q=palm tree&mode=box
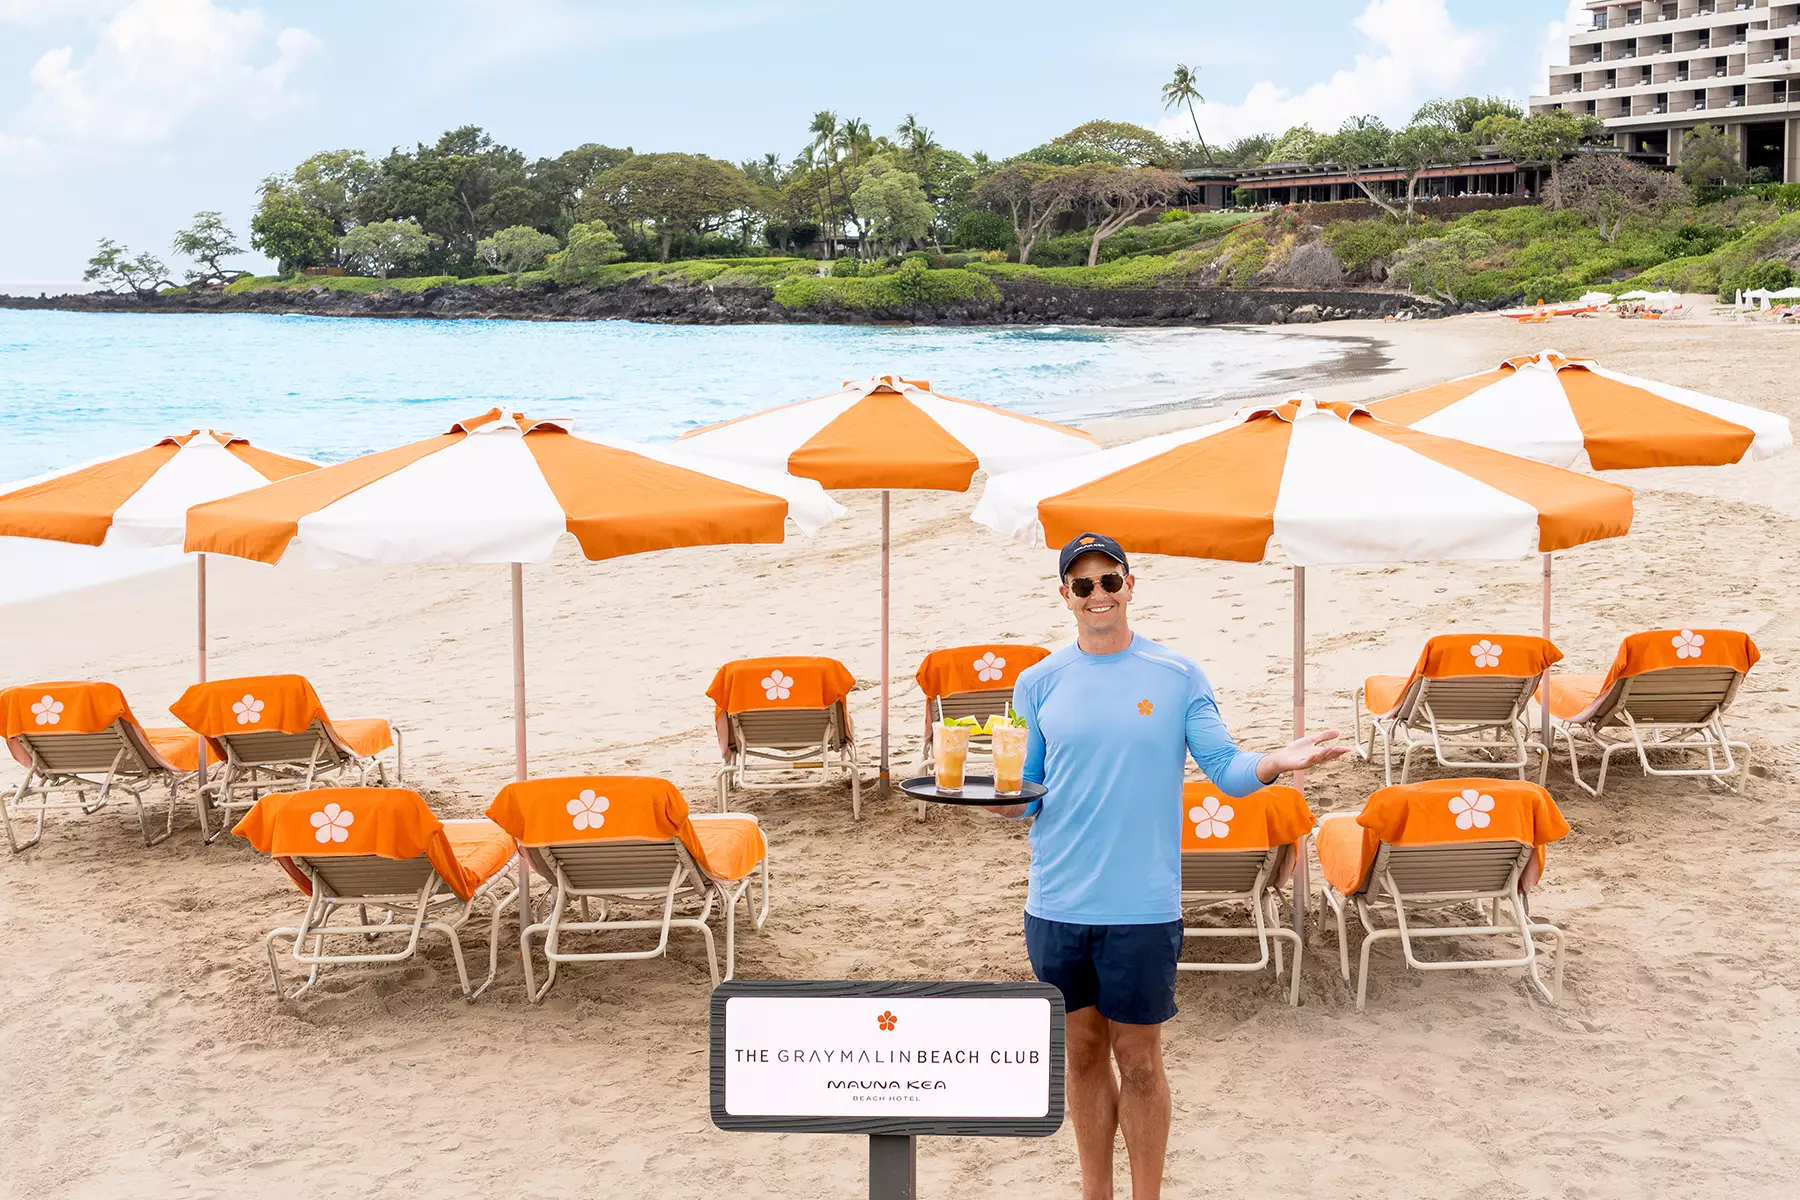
[897,113,944,248]
[808,111,842,256]
[1162,63,1212,164]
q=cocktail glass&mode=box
[991,724,1028,797]
[933,722,971,794]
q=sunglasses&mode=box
[1066,572,1126,598]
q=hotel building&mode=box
[1530,0,1800,180]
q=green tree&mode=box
[1389,122,1475,214]
[337,219,441,278]
[1160,64,1212,164]
[172,211,244,285]
[973,161,1074,264]
[1412,95,1521,134]
[851,165,935,253]
[249,189,336,275]
[288,150,376,237]
[1393,226,1497,302]
[1551,152,1689,242]
[1268,125,1323,164]
[476,225,561,276]
[1311,117,1403,217]
[529,143,634,223]
[355,126,538,273]
[1068,165,1184,266]
[1219,133,1276,168]
[1678,124,1749,188]
[83,239,172,297]
[590,153,756,262]
[1050,120,1173,167]
[1476,110,1608,199]
[547,221,625,284]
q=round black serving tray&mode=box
[897,775,1047,806]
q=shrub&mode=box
[829,257,862,277]
[546,222,625,285]
[1322,220,1418,272]
[1157,208,1196,223]
[1719,258,1797,300]
[773,263,1000,312]
[953,211,1013,252]
[476,225,560,276]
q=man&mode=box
[987,532,1347,1200]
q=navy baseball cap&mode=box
[1058,532,1129,581]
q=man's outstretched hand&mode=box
[1256,730,1351,783]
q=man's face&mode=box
[1059,550,1133,638]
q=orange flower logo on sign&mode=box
[876,1010,897,1031]
[1137,699,1154,716]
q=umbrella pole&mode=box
[1291,566,1308,952]
[880,489,890,794]
[197,553,208,791]
[1541,552,1553,769]
[512,563,530,946]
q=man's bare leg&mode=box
[1065,1006,1120,1199]
[1110,1020,1170,1200]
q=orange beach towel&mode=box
[234,787,511,901]
[171,674,393,760]
[486,775,766,882]
[1,681,197,772]
[1548,629,1759,720]
[1317,778,1569,897]
[914,644,1052,700]
[706,656,855,718]
[1363,634,1562,718]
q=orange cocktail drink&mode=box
[933,722,971,793]
[991,723,1028,796]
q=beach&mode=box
[2,309,1797,1198]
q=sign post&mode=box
[710,980,1065,1198]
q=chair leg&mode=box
[5,771,45,853]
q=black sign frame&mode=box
[709,979,1065,1137]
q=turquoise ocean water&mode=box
[0,310,1341,600]
[0,310,1340,481]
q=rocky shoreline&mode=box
[0,276,1469,326]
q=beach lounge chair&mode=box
[171,674,401,844]
[1177,778,1314,1006]
[234,787,519,1000]
[708,656,861,816]
[486,775,769,1001]
[2,681,200,852]
[1316,778,1570,1009]
[911,643,1051,819]
[1548,628,1758,796]
[1353,635,1561,786]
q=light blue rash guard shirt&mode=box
[1011,634,1266,926]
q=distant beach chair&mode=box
[235,787,520,1000]
[1176,778,1314,1006]
[1353,635,1561,786]
[486,775,770,1001]
[171,674,401,844]
[2,681,200,851]
[1548,628,1758,796]
[1316,778,1570,1009]
[708,656,861,816]
[910,643,1051,819]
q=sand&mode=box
[2,303,1799,1198]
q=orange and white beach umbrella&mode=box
[1368,350,1791,471]
[187,408,843,936]
[186,409,841,568]
[0,430,319,676]
[678,374,1100,783]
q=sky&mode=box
[0,0,1590,291]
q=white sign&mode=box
[724,995,1052,1119]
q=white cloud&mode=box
[1,0,320,167]
[1157,0,1490,144]
[0,1,128,26]
[1537,0,1588,88]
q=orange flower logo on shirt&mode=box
[877,1010,898,1031]
[1137,699,1154,716]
